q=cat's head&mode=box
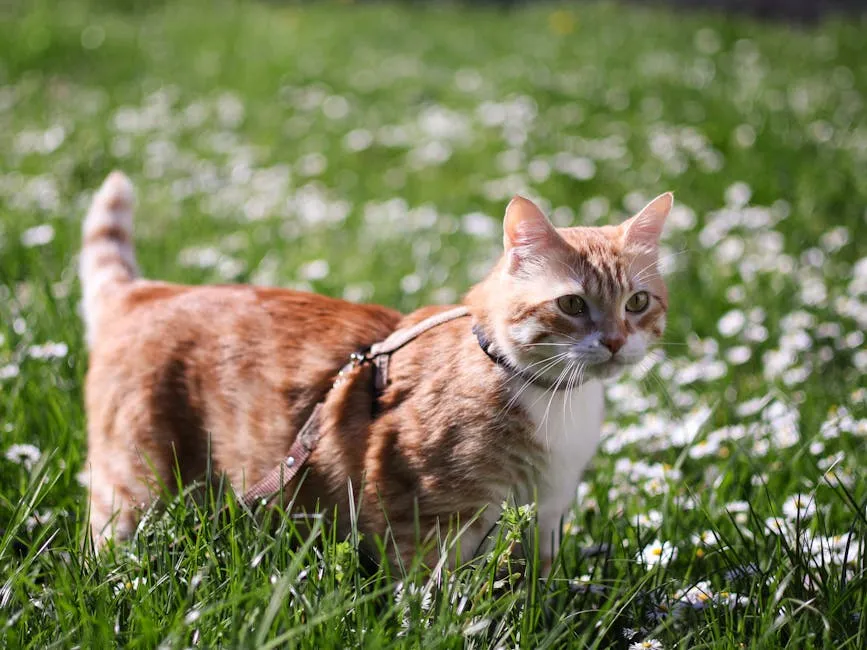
[474,193,672,384]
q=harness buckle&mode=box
[333,349,372,387]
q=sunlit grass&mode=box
[1,1,865,647]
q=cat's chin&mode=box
[588,359,635,381]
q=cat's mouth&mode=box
[519,354,640,385]
[567,353,644,382]
[590,358,631,380]
[510,338,649,385]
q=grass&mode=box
[1,0,866,647]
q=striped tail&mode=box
[80,171,140,346]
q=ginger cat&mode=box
[80,171,671,572]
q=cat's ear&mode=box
[621,192,673,249]
[503,196,563,273]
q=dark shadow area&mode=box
[629,0,867,23]
[397,0,867,23]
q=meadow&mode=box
[0,1,866,647]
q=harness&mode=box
[240,305,570,508]
[241,306,471,507]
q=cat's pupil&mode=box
[557,294,585,316]
[626,291,650,313]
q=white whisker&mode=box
[499,353,570,418]
[563,360,582,424]
[631,249,689,285]
[536,362,572,448]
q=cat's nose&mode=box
[601,335,625,354]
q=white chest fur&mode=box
[515,379,605,555]
[452,379,605,566]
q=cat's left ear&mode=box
[621,192,673,249]
[503,196,565,274]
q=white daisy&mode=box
[690,530,719,547]
[4,443,42,471]
[782,494,816,520]
[629,640,664,650]
[637,539,678,568]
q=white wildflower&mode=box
[344,129,373,152]
[716,591,751,608]
[631,509,664,530]
[24,509,52,533]
[296,152,327,177]
[717,309,746,337]
[178,246,220,268]
[674,580,714,610]
[4,443,42,471]
[725,181,751,208]
[688,437,720,459]
[691,530,719,547]
[820,226,849,252]
[725,500,750,524]
[763,401,800,448]
[463,618,491,637]
[824,533,861,566]
[765,517,794,537]
[782,494,816,520]
[673,494,699,511]
[844,331,864,349]
[629,639,664,650]
[400,274,422,294]
[669,405,713,446]
[743,323,769,343]
[725,345,752,365]
[752,438,770,455]
[21,224,55,247]
[780,330,812,352]
[394,581,433,611]
[751,473,769,486]
[299,259,329,281]
[726,285,746,303]
[637,539,678,568]
[762,348,796,380]
[736,395,770,418]
[28,341,68,360]
[461,212,496,238]
[0,364,20,380]
[113,577,147,594]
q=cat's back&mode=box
[90,280,400,357]
[86,280,402,433]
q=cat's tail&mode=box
[80,171,140,346]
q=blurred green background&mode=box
[0,1,865,647]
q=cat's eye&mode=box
[625,291,650,313]
[556,294,586,316]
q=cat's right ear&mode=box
[621,192,673,250]
[503,196,562,274]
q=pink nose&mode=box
[601,336,625,354]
